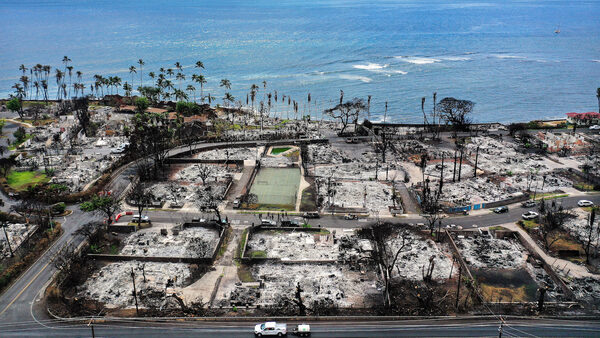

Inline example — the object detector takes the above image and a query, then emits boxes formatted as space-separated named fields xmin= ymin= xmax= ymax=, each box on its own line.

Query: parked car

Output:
xmin=522 ymin=211 xmax=539 ymax=220
xmin=292 ymin=324 xmax=311 ymax=336
xmin=132 ymin=215 xmax=150 ymax=223
xmin=521 ymin=200 xmax=536 ymax=208
xmin=261 ymin=219 xmax=277 ymax=226
xmin=343 ymin=214 xmax=358 ymax=220
xmin=233 ymin=198 xmax=241 ymax=208
xmin=280 ymin=220 xmax=300 ymax=227
xmin=255 ymin=322 xmax=287 ymax=336
xmin=577 ymin=200 xmax=594 ymax=207
xmin=589 ymin=125 xmax=600 ymax=130
xmin=303 ymin=212 xmax=320 ymax=219
xmin=493 ymin=206 xmax=509 ymax=214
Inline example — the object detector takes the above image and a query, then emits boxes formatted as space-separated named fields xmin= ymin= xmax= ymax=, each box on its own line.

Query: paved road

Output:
xmin=143 ymin=194 xmax=600 ymax=230
xmin=1 ymin=318 xmax=600 ymax=337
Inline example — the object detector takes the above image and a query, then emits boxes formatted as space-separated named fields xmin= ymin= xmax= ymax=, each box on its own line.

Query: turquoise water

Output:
xmin=1 ymin=0 xmax=599 ymax=122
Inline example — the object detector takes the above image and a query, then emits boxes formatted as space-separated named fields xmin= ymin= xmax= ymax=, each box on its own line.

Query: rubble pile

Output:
xmin=504 ymin=173 xmax=572 ymax=192
xmin=260 ymin=155 xmax=294 ymax=167
xmin=313 ymin=163 xmax=401 ymax=181
xmin=174 ymin=164 xmax=237 ymax=182
xmin=194 ymin=147 xmax=259 ymax=161
xmin=424 ymin=162 xmax=474 ymax=181
xmin=120 ymin=227 xmax=219 ymax=258
xmin=307 ymin=144 xmax=350 ymax=164
xmin=536 ymin=131 xmax=589 ymax=153
xmin=562 ymin=210 xmax=600 ymax=247
xmin=525 ymin=261 xmax=564 ymax=300
xmin=456 ymin=235 xmax=526 ymax=269
xmin=466 ymin=136 xmax=549 ymax=175
xmin=390 ymin=235 xmax=456 ymax=280
xmin=247 ymin=231 xmax=339 ymax=260
xmin=0 ymin=223 xmax=36 ymax=259
xmin=319 ymin=180 xmax=392 ymax=211
xmin=441 ymin=177 xmax=522 ymax=205
xmin=247 ymin=263 xmax=378 ymax=307
xmin=79 ymin=262 xmax=191 ymax=308
xmin=567 ymin=277 xmax=600 ymax=305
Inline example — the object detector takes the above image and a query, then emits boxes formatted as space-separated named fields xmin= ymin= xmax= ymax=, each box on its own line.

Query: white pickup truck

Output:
xmin=254 ymin=322 xmax=287 ymax=336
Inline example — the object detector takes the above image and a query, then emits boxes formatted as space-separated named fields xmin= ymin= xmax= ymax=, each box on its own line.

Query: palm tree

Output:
xmin=174 ymin=61 xmax=182 ymax=72
xmin=124 ymin=82 xmax=132 ymax=97
xmin=137 ymin=59 xmax=145 ymax=88
xmin=192 ymin=74 xmax=207 ymax=101
xmin=66 ymin=66 xmax=73 ymax=98
xmin=174 ymin=89 xmax=188 ymax=101
xmin=223 ymin=92 xmax=234 ymax=107
xmin=176 ymin=72 xmax=185 ymax=91
xmin=597 ymin=88 xmax=600 ymax=113
xmin=206 ymin=93 xmax=214 ymax=105
xmin=149 ymin=72 xmax=156 ymax=81
xmin=55 ymin=69 xmax=63 ymax=99
xmin=195 ymin=61 xmax=204 ymax=70
xmin=12 ymin=83 xmax=24 ymax=99
xmin=20 ymin=76 xmax=29 ymax=100
xmin=186 ymin=84 xmax=196 ymax=102
xmin=114 ymin=76 xmax=122 ymax=95
xmin=250 ymin=84 xmax=259 ymax=112
xmin=220 ymin=78 xmax=231 ymax=90
xmin=34 ymin=81 xmax=40 ymax=100
xmin=19 ymin=64 xmax=27 ymax=75
xmin=129 ymin=65 xmax=137 ymax=87
xmin=41 ymin=80 xmax=48 ymax=104
xmin=167 ymin=68 xmax=174 ymax=79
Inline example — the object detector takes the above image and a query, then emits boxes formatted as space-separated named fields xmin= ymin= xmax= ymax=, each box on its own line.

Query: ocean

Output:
xmin=1 ymin=0 xmax=599 ymax=123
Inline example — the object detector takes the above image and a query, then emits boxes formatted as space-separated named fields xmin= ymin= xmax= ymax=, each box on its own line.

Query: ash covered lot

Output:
xmin=120 ymin=225 xmax=220 ymax=258
xmin=78 ymin=261 xmax=193 ymax=309
xmin=230 ymin=263 xmax=380 ymax=308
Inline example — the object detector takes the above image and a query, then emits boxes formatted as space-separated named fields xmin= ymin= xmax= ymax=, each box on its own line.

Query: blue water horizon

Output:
xmin=1 ymin=0 xmax=599 ymax=123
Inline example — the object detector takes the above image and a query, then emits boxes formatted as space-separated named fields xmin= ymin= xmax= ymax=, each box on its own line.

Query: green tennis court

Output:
xmin=250 ymin=168 xmax=300 ymax=207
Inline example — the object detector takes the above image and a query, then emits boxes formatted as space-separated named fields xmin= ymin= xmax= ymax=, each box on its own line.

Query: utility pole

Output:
xmin=452 ymin=149 xmax=457 ymax=182
xmin=88 ymin=318 xmax=96 ymax=338
xmin=439 ymin=153 xmax=444 ymax=195
xmin=458 ymin=148 xmax=464 ymax=182
xmin=498 ymin=323 xmax=503 ymax=338
xmin=474 ymin=146 xmax=480 ymax=177
xmin=2 ymin=223 xmax=13 ymax=257
xmin=130 ymin=267 xmax=139 ymax=316
xmin=455 ymin=265 xmax=462 ymax=309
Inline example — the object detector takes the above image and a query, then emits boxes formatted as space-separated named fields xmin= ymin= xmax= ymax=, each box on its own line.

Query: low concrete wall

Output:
xmin=165 ymin=158 xmax=245 ymax=165
xmin=87 ymin=254 xmax=213 ymax=264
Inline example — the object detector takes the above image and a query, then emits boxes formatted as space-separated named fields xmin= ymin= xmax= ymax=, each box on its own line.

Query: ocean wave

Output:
xmin=353 ymin=63 xmax=388 ymax=71
xmin=339 ymin=74 xmax=372 ymax=83
xmin=593 ymin=60 xmax=600 ymax=63
xmin=493 ymin=54 xmax=524 ymax=59
xmin=440 ymin=56 xmax=471 ymax=61
xmin=396 ymin=56 xmax=441 ymax=64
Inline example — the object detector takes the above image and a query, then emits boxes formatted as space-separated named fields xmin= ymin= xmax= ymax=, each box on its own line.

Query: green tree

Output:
xmin=13 ymin=126 xmax=27 ymax=143
xmin=135 ymin=97 xmax=150 ymax=113
xmin=6 ymin=98 xmax=24 ymax=119
xmin=80 ymin=193 xmax=122 ymax=224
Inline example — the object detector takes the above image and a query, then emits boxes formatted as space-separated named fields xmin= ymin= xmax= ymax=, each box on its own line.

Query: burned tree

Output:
xmin=325 ymin=98 xmax=367 ymax=135
xmin=73 ymin=96 xmax=92 ymax=136
xmin=129 ymin=108 xmax=176 ymax=179
xmin=128 ymin=182 xmax=152 ymax=228
xmin=197 ymin=164 xmax=213 ymax=185
xmin=437 ymin=97 xmax=474 ymax=136
xmin=361 ymin=222 xmax=414 ymax=308
xmin=584 ymin=207 xmax=599 ymax=265
xmin=421 ymin=178 xmax=443 ymax=235
xmin=537 ymin=199 xmax=575 ymax=251
xmin=196 ymin=185 xmax=223 ymax=223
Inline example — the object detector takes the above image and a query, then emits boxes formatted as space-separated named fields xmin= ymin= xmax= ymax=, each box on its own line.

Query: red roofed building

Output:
xmin=566 ymin=112 xmax=600 ymax=126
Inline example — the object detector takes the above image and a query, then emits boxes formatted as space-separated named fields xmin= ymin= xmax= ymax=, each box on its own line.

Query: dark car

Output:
xmin=521 ymin=200 xmax=536 ymax=208
xmin=303 ymin=212 xmax=320 ymax=219
xmin=281 ymin=220 xmax=300 ymax=227
xmin=493 ymin=206 xmax=509 ymax=214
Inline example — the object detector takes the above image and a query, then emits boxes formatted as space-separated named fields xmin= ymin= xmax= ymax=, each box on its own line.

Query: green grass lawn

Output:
xmin=270 ymin=147 xmax=291 ymax=155
xmin=6 ymin=170 xmax=49 ymax=191
xmin=8 ymin=134 xmax=33 ymax=150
